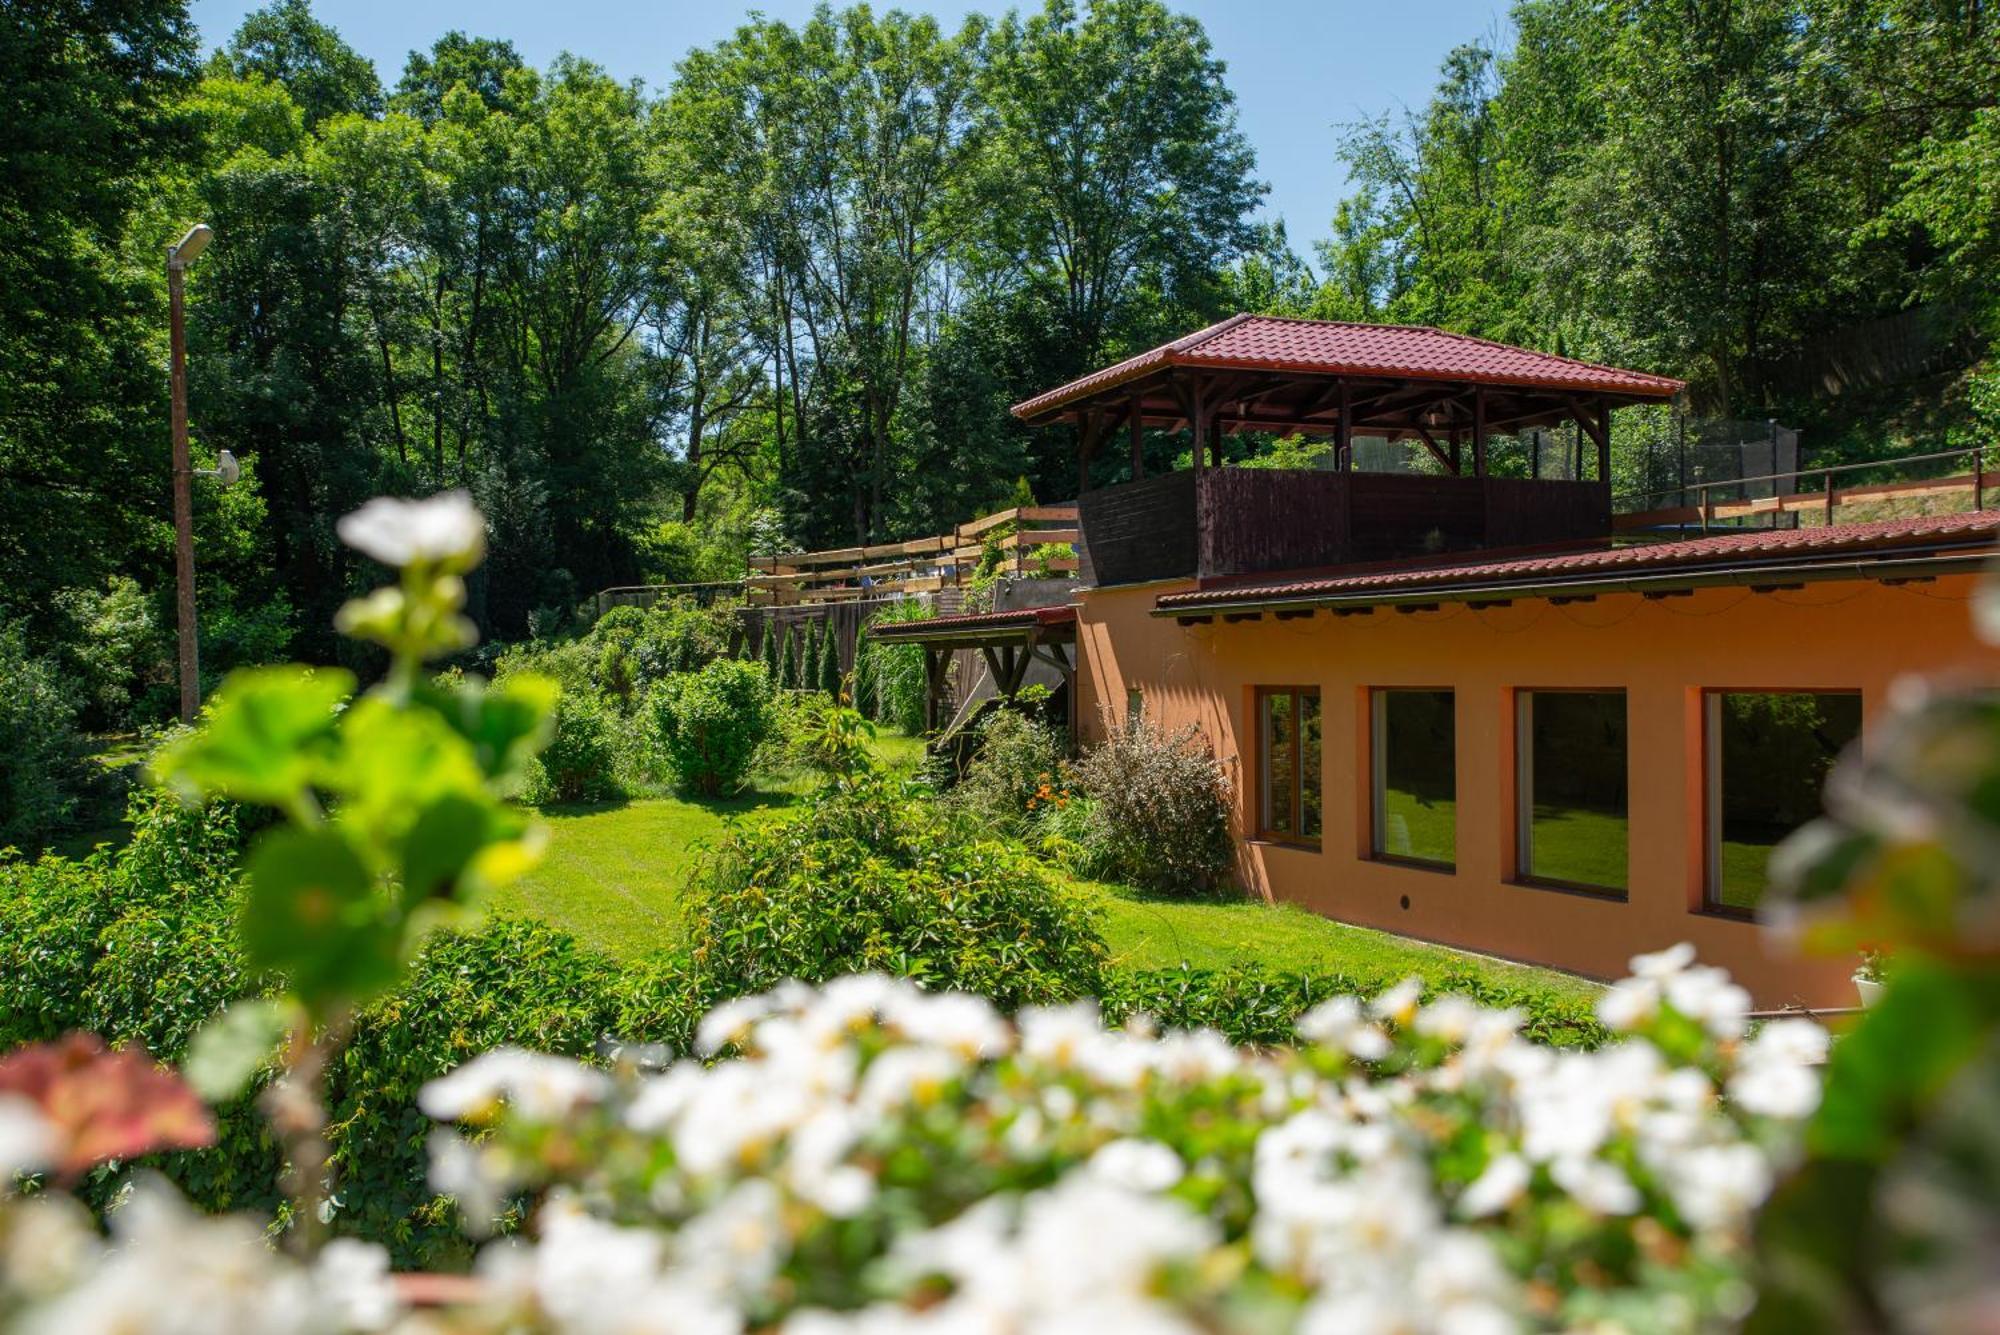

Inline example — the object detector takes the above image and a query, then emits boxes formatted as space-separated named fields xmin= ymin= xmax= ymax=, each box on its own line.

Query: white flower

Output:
xmin=697 ymin=993 xmax=782 ymax=1056
xmin=1728 ymin=1061 xmax=1821 ymax=1119
xmin=1371 ymin=978 xmax=1424 ymax=1027
xmin=1457 ymin=1153 xmax=1530 ymax=1219
xmin=675 ymin=1179 xmax=788 ymax=1298
xmin=1665 ymin=1142 xmax=1774 ymax=1231
xmin=1018 ymin=1001 xmax=1103 ymax=1070
xmin=857 ymin=1046 xmax=964 ymax=1114
xmin=0 ymin=1095 xmax=56 ymax=1181
xmin=1665 ymin=965 xmax=1752 ymax=1040
xmin=1630 ymin=942 xmax=1697 ymax=979
xmin=419 ymin=1048 xmax=609 ymax=1122
xmin=311 ymin=1239 xmax=399 ymax=1331
xmin=1596 ymin=977 xmax=1660 ymax=1031
xmin=427 ymin=1128 xmax=508 ymax=1232
xmin=1747 ymin=1017 xmax=1831 ymax=1067
xmin=882 ymin=990 xmax=1010 ymax=1060
xmin=1727 ymin=1020 xmax=1828 ymax=1120
xmin=1088 ymin=1139 xmax=1185 ymax=1193
xmin=1550 ymin=1156 xmax=1641 ymax=1215
xmin=336 ymin=490 xmax=485 ymax=569
xmin=1297 ymin=995 xmax=1393 ymax=1060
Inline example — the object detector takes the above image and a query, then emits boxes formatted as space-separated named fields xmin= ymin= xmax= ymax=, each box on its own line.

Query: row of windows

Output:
xmin=1253 ymin=686 xmax=1861 ymax=915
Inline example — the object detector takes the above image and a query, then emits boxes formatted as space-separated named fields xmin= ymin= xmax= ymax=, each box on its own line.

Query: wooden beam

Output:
xmin=1336 ymin=381 xmax=1353 ymax=473
xmin=1596 ymin=397 xmax=1612 ymax=483
xmin=1472 ymin=387 xmax=1488 ymax=478
xmin=1413 ymin=426 xmax=1457 ymax=474
xmin=1129 ymin=390 xmax=1145 ymax=480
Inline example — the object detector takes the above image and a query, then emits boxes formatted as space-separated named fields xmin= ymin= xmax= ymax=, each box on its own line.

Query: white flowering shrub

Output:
xmin=0 ymin=947 xmax=1822 ymax=1333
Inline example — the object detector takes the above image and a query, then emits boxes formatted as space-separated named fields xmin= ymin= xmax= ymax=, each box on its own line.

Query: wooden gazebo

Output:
xmin=1011 ymin=316 xmax=1686 ymax=587
xmin=1011 ymin=314 xmax=1684 ymax=491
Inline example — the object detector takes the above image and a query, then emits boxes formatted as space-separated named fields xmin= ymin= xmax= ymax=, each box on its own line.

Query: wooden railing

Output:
xmin=743 ymin=504 xmax=1079 ymax=605
xmin=1613 ymin=445 xmax=1994 ymax=534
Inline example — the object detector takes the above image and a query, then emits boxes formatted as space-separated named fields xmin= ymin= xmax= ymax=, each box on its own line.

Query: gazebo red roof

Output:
xmin=1011 ymin=314 xmax=1684 ymax=423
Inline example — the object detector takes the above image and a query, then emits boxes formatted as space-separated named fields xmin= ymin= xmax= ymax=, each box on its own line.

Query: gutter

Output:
xmin=1148 ymin=546 xmax=1994 ymax=621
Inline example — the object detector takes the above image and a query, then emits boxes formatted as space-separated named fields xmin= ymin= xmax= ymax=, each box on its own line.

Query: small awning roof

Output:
xmin=1152 ymin=512 xmax=2000 ymax=617
xmin=870 ymin=604 xmax=1076 ymax=646
xmin=1011 ymin=314 xmax=1684 ymax=428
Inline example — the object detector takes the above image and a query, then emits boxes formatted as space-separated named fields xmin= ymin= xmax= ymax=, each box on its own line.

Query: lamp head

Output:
xmin=169 ymin=223 xmax=213 ymax=267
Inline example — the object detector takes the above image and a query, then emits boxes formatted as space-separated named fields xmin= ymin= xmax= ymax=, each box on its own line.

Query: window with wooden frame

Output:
xmin=1256 ymin=687 xmax=1322 ymax=846
xmin=1704 ymin=689 xmax=1861 ymax=917
xmin=1515 ymin=689 xmax=1629 ymax=896
xmin=1370 ymin=689 xmax=1456 ymax=868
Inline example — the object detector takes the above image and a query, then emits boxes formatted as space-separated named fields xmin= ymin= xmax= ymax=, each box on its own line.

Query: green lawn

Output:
xmin=497 ymin=734 xmax=1601 ymax=1004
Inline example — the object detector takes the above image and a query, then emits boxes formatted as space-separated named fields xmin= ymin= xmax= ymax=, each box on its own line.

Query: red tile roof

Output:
xmin=1153 ymin=512 xmax=2000 ymax=612
xmin=869 ymin=604 xmax=1077 ymax=638
xmin=1011 ymin=315 xmax=1685 ymax=420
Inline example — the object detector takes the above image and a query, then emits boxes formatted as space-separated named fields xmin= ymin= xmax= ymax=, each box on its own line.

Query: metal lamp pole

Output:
xmin=168 ymin=223 xmax=213 ymax=724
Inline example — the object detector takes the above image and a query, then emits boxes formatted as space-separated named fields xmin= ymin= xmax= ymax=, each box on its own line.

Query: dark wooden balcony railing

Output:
xmin=1078 ymin=468 xmax=1610 ymax=587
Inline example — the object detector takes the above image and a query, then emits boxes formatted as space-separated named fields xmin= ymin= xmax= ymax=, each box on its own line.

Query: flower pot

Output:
xmin=1853 ymin=974 xmax=1884 ymax=1008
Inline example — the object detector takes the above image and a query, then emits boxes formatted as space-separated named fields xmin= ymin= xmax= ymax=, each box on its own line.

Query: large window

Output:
xmin=1517 ymin=690 xmax=1628 ymax=895
xmin=1706 ymin=690 xmax=1862 ymax=915
xmin=1257 ymin=687 xmax=1321 ymax=846
xmin=1371 ymin=689 xmax=1456 ymax=867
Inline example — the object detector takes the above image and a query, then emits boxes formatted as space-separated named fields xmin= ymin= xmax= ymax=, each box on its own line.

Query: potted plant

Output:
xmin=1853 ymin=948 xmax=1887 ymax=1007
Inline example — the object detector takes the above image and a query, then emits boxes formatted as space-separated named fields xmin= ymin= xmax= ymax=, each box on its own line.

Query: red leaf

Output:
xmin=0 ymin=1034 xmax=216 ymax=1180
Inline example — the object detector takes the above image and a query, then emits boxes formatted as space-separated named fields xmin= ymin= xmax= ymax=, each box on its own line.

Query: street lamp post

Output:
xmin=168 ymin=223 xmax=213 ymax=724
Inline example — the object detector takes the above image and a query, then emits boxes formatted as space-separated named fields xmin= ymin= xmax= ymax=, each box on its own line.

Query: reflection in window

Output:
xmin=1371 ymin=689 xmax=1455 ymax=867
xmin=1257 ymin=687 xmax=1321 ymax=845
xmin=1518 ymin=690 xmax=1628 ymax=894
xmin=1707 ymin=691 xmax=1861 ymax=914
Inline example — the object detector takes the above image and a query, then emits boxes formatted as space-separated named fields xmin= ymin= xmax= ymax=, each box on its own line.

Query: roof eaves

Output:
xmin=1150 ymin=529 xmax=1997 ymax=617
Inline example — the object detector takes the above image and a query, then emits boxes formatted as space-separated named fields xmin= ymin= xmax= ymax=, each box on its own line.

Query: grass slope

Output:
xmin=497 ymin=734 xmax=1602 ymax=1005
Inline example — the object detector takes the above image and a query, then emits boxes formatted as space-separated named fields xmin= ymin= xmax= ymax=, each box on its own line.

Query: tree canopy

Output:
xmin=0 ymin=0 xmax=1993 ymax=693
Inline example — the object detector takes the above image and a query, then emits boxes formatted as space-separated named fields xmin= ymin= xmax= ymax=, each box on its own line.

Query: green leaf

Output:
xmin=183 ymin=998 xmax=297 ymax=1102
xmin=418 ymin=671 xmax=557 ymax=782
xmin=401 ymin=793 xmax=531 ymax=906
xmin=1811 ymin=962 xmax=2000 ymax=1160
xmin=325 ymin=696 xmax=487 ymax=845
xmin=242 ymin=827 xmax=400 ymax=1011
xmin=152 ymin=667 xmax=354 ymax=808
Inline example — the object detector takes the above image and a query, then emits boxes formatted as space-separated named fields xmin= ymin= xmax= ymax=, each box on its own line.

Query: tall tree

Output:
xmin=220 ymin=0 xmax=382 ymax=128
xmin=0 ymin=0 xmax=200 ymax=628
xmin=977 ymin=0 xmax=1263 ymax=374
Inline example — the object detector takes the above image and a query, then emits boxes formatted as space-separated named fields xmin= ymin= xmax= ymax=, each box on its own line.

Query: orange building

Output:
xmin=879 ymin=317 xmax=1998 ymax=1008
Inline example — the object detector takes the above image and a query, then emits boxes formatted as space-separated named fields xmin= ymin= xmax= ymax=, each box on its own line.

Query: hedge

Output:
xmin=0 ymin=798 xmax=1607 ymax=1267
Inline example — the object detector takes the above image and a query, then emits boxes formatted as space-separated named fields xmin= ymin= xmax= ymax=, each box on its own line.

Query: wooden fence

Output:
xmin=743 ymin=504 xmax=1078 ymax=605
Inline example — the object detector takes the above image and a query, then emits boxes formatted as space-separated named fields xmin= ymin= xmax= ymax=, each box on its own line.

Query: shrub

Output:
xmin=643 ymin=659 xmax=773 ymax=796
xmin=1070 ymin=721 xmax=1234 ymax=896
xmin=51 ymin=574 xmax=172 ymax=731
xmin=687 ymin=778 xmax=1107 ymax=1008
xmin=0 ymin=619 xmax=97 ymax=848
xmin=862 ymin=601 xmax=932 ymax=732
xmin=590 ymin=597 xmax=734 ymax=705
xmin=519 ymin=686 xmax=622 ymax=805
xmin=954 ymin=707 xmax=1067 ymax=835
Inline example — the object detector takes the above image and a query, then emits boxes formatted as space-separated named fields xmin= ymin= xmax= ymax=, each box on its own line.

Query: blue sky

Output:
xmin=186 ymin=0 xmax=1510 ymax=250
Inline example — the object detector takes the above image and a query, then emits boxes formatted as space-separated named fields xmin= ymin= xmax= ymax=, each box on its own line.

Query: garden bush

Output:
xmin=1072 ymin=721 xmax=1235 ymax=896
xmin=953 ymin=705 xmax=1068 ymax=836
xmin=0 ymin=619 xmax=98 ymax=848
xmin=588 ymin=597 xmax=734 ymax=705
xmin=517 ymin=686 xmax=622 ymax=804
xmin=51 ymin=574 xmax=172 ymax=731
xmin=687 ymin=778 xmax=1108 ymax=1007
xmin=642 ymin=659 xmax=773 ymax=796
xmin=858 ymin=601 xmax=931 ymax=731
